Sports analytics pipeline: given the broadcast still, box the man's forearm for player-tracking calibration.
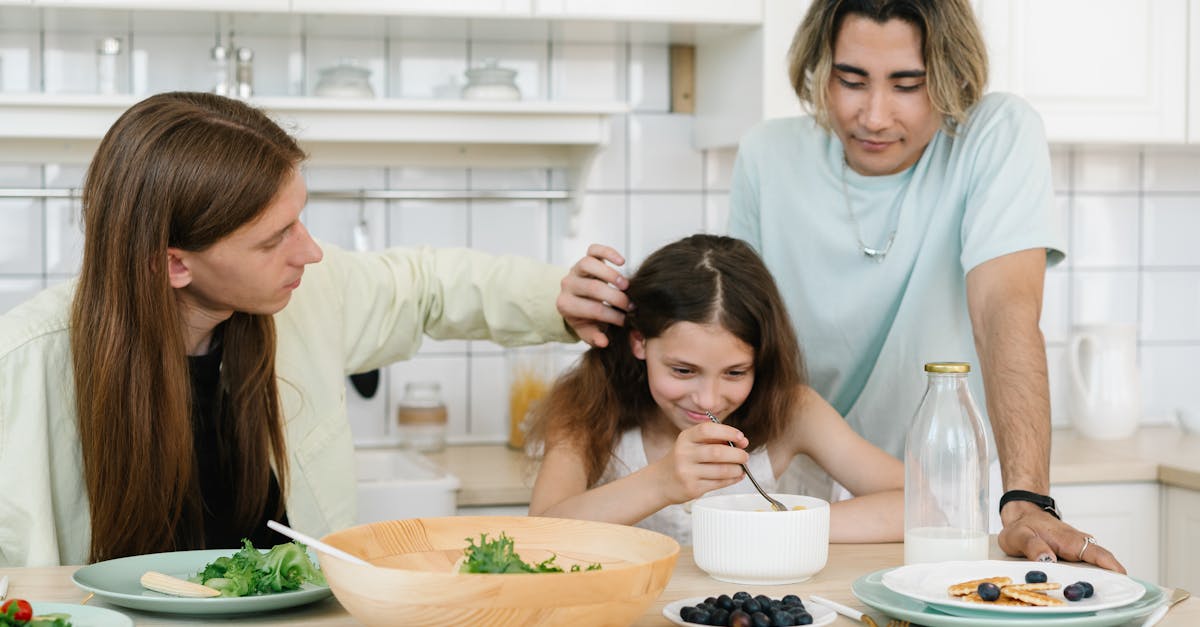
[975,307,1052,495]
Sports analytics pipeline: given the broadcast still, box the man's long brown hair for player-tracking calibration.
[71,92,305,562]
[527,235,807,486]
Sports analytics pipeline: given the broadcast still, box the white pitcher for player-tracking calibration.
[1066,324,1141,439]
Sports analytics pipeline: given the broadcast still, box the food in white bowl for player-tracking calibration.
[692,493,830,585]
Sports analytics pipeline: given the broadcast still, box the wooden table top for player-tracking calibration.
[1,542,1193,625]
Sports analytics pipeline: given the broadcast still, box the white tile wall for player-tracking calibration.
[2,11,1200,444]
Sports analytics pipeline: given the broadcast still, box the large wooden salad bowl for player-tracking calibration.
[320,516,680,626]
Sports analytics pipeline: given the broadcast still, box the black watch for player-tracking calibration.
[999,489,1061,520]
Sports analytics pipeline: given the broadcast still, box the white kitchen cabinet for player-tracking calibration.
[533,0,760,24]
[1163,486,1200,593]
[1050,482,1159,582]
[978,0,1188,143]
[33,0,288,10]
[289,0,529,17]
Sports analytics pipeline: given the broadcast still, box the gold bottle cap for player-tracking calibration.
[924,362,971,373]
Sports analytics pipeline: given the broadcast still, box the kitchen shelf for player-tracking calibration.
[0,94,626,234]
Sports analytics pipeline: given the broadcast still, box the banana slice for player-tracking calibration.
[140,571,221,598]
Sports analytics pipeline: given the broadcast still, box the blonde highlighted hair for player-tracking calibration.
[788,0,988,132]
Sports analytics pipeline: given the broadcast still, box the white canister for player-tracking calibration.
[1066,324,1141,439]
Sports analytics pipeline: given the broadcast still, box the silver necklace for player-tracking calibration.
[841,160,897,263]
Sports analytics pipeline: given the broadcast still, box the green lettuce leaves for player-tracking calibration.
[459,532,601,574]
[189,539,326,597]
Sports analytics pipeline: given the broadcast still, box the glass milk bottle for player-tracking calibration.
[904,362,989,564]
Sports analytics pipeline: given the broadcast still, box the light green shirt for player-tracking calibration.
[0,243,573,566]
[729,93,1065,459]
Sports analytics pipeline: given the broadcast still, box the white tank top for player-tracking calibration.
[595,427,778,545]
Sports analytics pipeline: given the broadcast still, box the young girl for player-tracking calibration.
[527,234,903,544]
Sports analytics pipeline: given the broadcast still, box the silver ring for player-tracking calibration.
[1077,536,1097,560]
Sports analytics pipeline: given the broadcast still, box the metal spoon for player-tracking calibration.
[706,411,786,512]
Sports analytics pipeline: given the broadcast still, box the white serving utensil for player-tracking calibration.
[810,595,880,626]
[267,520,371,566]
[0,574,8,601]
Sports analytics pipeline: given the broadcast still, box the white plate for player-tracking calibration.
[881,560,1145,616]
[663,594,836,626]
[28,601,133,627]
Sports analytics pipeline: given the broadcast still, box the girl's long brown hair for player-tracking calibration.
[71,92,305,562]
[527,234,807,487]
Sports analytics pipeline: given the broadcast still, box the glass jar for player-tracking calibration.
[904,362,989,564]
[396,381,447,452]
[506,346,554,451]
[461,58,521,101]
[314,62,375,99]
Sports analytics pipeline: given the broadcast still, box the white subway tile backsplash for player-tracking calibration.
[391,39,467,99]
[1140,345,1200,427]
[628,43,669,112]
[704,192,730,235]
[470,200,549,260]
[1046,344,1070,428]
[1144,149,1200,192]
[628,193,703,267]
[1041,270,1070,343]
[389,201,469,248]
[1071,270,1139,327]
[133,33,213,95]
[1072,149,1140,192]
[1143,195,1200,267]
[43,199,83,275]
[305,201,388,253]
[1140,271,1200,342]
[0,163,39,187]
[0,199,42,274]
[44,31,130,95]
[345,369,389,440]
[549,194,627,268]
[1048,148,1070,192]
[468,353,508,439]
[43,164,86,189]
[704,148,737,192]
[0,31,40,93]
[549,42,624,102]
[1071,195,1139,268]
[628,113,703,191]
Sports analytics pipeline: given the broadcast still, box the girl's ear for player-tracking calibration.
[166,248,192,289]
[629,330,647,360]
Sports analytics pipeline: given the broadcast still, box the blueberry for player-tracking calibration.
[769,599,783,611]
[682,606,710,624]
[977,582,1001,601]
[793,610,814,625]
[782,594,804,607]
[729,609,752,627]
[1063,583,1085,602]
[1077,581,1095,598]
[708,608,729,626]
[680,606,699,622]
[750,612,772,627]
[770,609,797,626]
[717,594,735,611]
[1025,570,1048,584]
[704,596,718,606]
[742,599,762,614]
[733,591,753,601]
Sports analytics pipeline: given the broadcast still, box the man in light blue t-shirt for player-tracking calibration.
[564,0,1124,573]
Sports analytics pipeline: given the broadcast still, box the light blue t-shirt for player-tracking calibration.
[728,92,1065,459]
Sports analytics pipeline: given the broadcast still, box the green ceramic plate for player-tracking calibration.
[71,549,331,616]
[28,601,133,627]
[852,568,1164,627]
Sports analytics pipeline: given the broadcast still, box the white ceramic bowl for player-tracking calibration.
[692,493,829,585]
